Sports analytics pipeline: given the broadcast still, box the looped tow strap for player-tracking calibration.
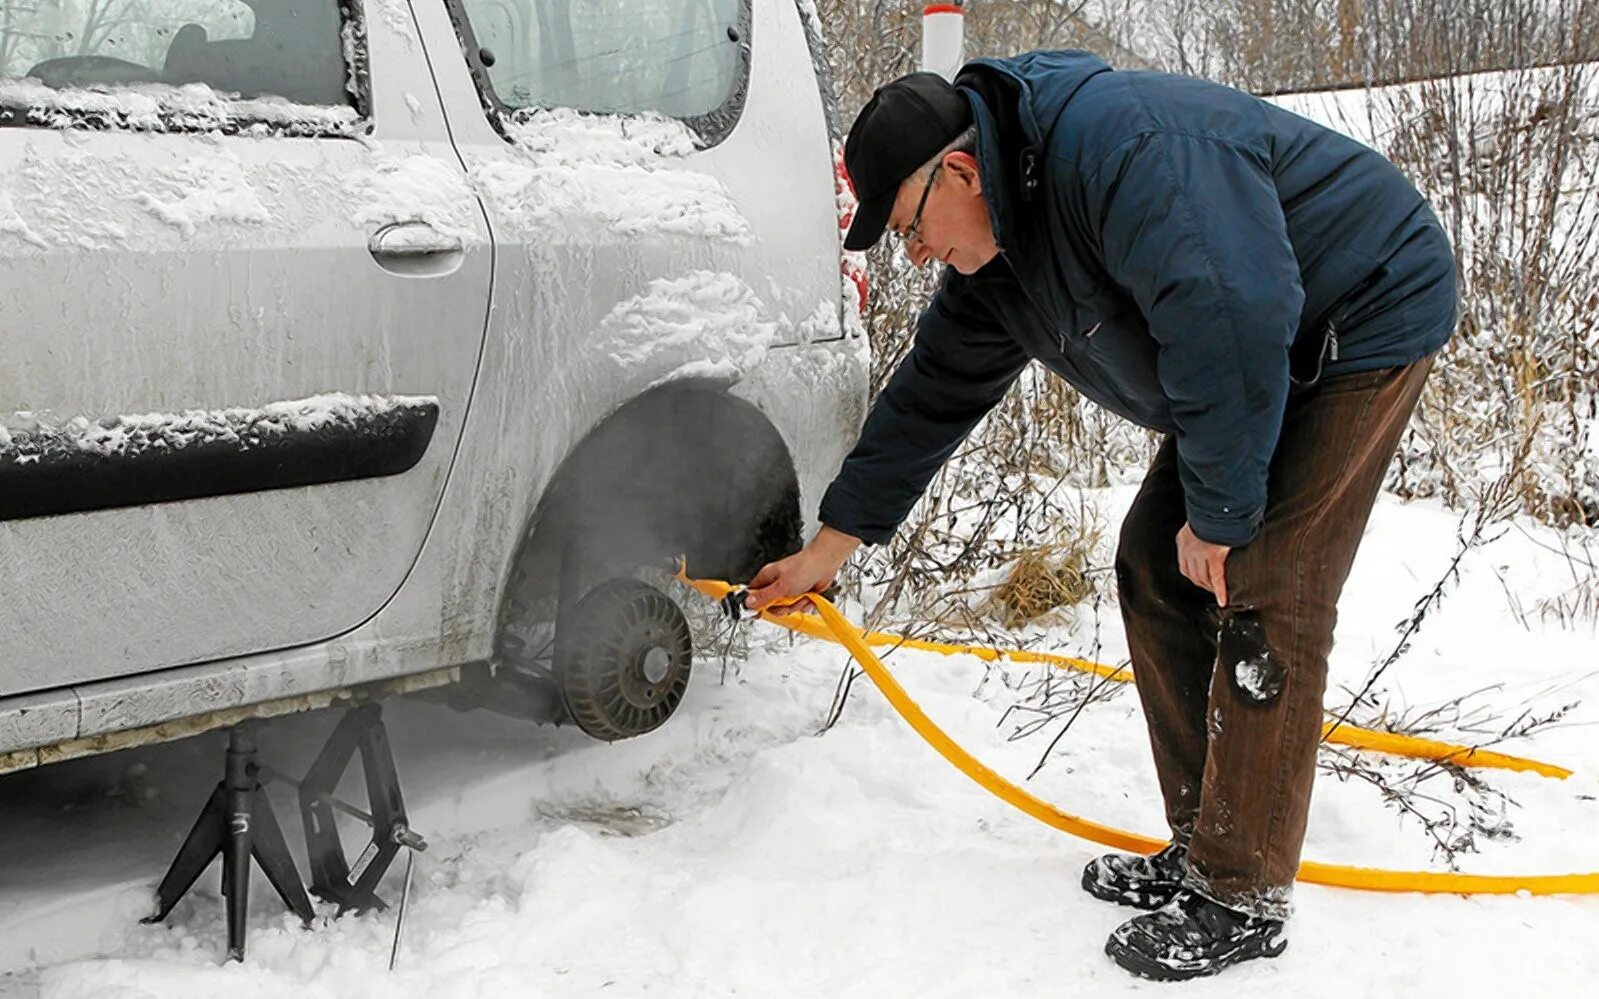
[678,569,1599,897]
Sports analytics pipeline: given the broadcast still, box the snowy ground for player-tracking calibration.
[3,490,1597,997]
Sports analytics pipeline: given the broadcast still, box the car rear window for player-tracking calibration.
[0,0,365,131]
[454,0,749,127]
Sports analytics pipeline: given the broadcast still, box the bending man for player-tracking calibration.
[747,51,1456,981]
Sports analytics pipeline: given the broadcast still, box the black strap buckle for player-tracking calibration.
[719,589,749,621]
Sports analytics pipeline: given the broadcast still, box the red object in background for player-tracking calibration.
[834,142,869,315]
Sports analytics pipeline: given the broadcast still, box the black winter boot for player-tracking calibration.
[1104,888,1287,981]
[1080,844,1188,910]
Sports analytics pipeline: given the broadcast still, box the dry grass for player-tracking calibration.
[988,530,1102,628]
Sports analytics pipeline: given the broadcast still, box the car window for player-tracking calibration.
[0,0,359,116]
[456,0,747,122]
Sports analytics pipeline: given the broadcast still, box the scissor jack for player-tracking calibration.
[144,703,426,963]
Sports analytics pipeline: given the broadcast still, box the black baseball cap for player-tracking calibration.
[842,72,973,251]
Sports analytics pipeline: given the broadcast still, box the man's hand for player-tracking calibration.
[746,526,862,611]
[1176,522,1231,607]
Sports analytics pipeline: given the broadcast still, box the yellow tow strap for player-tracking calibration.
[678,570,1599,896]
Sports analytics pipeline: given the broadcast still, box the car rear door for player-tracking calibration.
[400,0,846,529]
[0,0,491,694]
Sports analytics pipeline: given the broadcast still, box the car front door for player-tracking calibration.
[0,0,492,694]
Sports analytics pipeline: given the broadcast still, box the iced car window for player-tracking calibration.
[0,0,351,107]
[460,0,743,120]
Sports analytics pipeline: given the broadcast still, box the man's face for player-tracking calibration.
[885,152,1000,275]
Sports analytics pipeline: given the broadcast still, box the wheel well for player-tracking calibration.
[504,382,803,614]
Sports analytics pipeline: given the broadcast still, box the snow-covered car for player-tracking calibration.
[0,0,867,768]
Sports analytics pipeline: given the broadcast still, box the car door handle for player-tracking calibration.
[368,221,465,270]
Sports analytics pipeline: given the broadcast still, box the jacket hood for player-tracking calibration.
[954,51,1113,249]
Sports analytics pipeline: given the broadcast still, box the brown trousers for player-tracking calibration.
[1115,357,1433,919]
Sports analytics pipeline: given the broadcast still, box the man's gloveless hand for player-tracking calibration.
[746,526,862,611]
[1177,521,1231,607]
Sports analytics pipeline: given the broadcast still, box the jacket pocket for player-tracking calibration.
[1290,255,1389,392]
[1075,311,1171,428]
[1288,324,1335,393]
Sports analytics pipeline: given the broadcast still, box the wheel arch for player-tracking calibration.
[499,379,804,631]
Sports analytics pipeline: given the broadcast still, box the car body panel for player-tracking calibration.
[0,0,868,769]
[0,0,492,695]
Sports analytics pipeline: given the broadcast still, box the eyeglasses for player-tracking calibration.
[892,164,940,245]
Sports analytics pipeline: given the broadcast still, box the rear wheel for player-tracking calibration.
[555,579,694,742]
[480,386,802,734]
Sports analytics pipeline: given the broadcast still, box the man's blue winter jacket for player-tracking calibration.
[819,51,1457,547]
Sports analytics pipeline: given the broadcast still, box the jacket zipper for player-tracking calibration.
[1000,250,1068,353]
[1327,319,1340,362]
[1060,322,1100,351]
[1000,250,1101,356]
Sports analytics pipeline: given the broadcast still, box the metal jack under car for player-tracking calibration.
[144,704,428,963]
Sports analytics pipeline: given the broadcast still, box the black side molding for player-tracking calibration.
[0,395,439,521]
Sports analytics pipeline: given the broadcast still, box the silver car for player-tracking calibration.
[0,0,868,769]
